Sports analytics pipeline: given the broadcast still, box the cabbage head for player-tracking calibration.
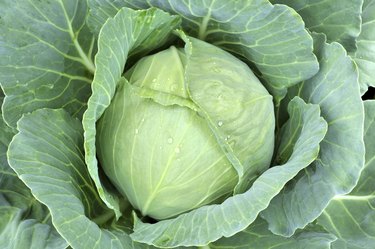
[97,40,275,219]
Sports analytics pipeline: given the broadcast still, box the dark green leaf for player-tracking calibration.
[210,218,336,249]
[271,0,362,52]
[317,100,375,249]
[0,0,95,128]
[262,33,365,236]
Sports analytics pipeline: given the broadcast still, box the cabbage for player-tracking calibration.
[97,42,274,219]
[1,0,374,248]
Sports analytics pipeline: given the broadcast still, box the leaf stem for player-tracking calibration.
[41,213,51,224]
[198,2,214,40]
[92,211,115,226]
[73,38,96,74]
[60,0,95,74]
[88,37,96,62]
[334,195,375,201]
[198,14,211,40]
[198,246,211,249]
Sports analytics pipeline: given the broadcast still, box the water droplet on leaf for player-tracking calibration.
[212,67,221,73]
[170,84,177,91]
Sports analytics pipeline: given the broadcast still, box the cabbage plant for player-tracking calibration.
[0,0,375,249]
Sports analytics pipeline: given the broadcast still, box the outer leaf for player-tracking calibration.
[130,97,327,248]
[271,0,362,52]
[0,99,67,249]
[88,0,319,100]
[317,100,375,249]
[0,207,19,248]
[0,113,15,177]
[87,1,148,35]
[7,109,137,249]
[1,102,67,249]
[262,33,365,236]
[1,113,48,224]
[0,120,42,219]
[0,207,66,249]
[272,88,326,167]
[352,0,375,93]
[83,7,180,217]
[0,0,95,128]
[209,218,336,249]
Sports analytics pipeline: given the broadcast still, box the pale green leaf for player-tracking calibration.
[97,76,239,220]
[182,35,275,193]
[0,0,95,128]
[317,100,375,249]
[185,34,275,193]
[262,33,365,236]
[130,97,327,247]
[82,7,180,218]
